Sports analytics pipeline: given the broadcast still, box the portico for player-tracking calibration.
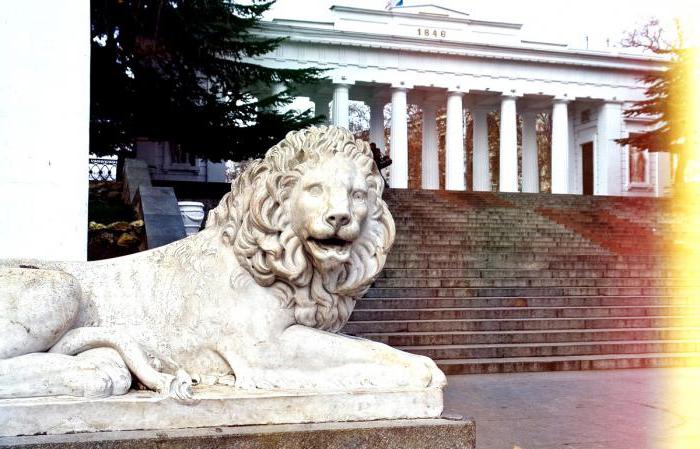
[252,3,670,196]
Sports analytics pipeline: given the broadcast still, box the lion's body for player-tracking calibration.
[0,126,445,401]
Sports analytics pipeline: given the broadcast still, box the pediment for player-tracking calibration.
[389,4,470,19]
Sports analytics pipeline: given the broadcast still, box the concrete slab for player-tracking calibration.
[134,186,186,249]
[444,367,700,449]
[122,159,152,204]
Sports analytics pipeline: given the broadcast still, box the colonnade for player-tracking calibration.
[312,83,581,194]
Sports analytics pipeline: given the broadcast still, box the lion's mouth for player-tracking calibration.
[307,236,353,256]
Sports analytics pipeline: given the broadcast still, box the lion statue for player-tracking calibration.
[0,126,445,402]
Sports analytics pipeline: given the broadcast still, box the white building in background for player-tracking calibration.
[138,2,671,196]
[134,140,227,183]
[248,3,672,196]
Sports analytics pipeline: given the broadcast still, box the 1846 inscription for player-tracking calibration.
[417,28,446,38]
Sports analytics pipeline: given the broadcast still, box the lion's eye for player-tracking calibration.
[307,184,323,196]
[352,190,367,202]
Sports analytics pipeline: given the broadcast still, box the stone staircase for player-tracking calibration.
[343,189,700,374]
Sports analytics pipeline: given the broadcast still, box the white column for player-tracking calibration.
[270,82,286,97]
[389,87,408,188]
[311,96,330,124]
[472,108,490,191]
[369,100,385,149]
[568,107,579,193]
[521,112,539,193]
[268,82,292,114]
[421,103,439,189]
[331,84,350,129]
[499,95,518,192]
[445,91,465,190]
[551,99,570,194]
[0,1,89,261]
[597,102,624,196]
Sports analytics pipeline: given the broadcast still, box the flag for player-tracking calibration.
[385,0,403,9]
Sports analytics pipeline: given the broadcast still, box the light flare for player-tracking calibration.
[668,44,700,448]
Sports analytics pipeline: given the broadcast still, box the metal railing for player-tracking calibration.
[89,158,118,181]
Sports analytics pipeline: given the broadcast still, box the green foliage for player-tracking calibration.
[91,0,324,160]
[616,19,695,182]
[617,48,694,153]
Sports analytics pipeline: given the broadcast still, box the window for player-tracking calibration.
[627,133,651,190]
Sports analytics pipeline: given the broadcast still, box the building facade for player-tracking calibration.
[251,3,671,196]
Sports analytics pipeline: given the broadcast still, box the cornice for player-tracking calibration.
[329,5,523,30]
[255,22,667,73]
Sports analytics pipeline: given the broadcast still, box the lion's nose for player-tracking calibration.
[326,212,350,229]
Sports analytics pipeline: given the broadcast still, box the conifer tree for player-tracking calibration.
[616,19,696,184]
[90,0,323,160]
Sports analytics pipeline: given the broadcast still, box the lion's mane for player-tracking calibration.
[206,126,395,332]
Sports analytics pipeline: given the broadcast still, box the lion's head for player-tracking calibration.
[206,126,395,332]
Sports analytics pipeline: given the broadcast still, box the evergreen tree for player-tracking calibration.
[616,19,696,184]
[91,0,323,161]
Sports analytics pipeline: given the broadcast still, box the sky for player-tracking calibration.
[265,0,699,50]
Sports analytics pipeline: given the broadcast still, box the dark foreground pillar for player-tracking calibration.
[0,418,475,449]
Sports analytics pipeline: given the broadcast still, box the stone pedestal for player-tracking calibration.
[0,386,443,437]
[0,417,475,449]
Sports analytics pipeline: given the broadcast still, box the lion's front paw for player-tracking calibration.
[159,370,197,404]
[371,353,446,390]
[420,355,447,388]
[408,354,447,389]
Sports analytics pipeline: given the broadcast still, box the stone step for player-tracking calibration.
[384,260,667,270]
[365,286,688,298]
[394,225,597,231]
[342,316,699,333]
[350,305,700,321]
[374,189,696,373]
[393,234,602,240]
[379,268,686,279]
[391,224,595,229]
[391,239,601,245]
[391,237,599,244]
[390,236,610,242]
[398,339,700,359]
[358,327,700,346]
[392,216,657,222]
[435,352,700,374]
[390,241,598,247]
[386,254,664,262]
[390,245,607,253]
[371,277,689,289]
[355,295,690,309]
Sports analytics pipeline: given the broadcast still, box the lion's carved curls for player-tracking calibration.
[206,126,395,332]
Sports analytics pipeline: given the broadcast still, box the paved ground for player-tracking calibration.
[443,367,700,449]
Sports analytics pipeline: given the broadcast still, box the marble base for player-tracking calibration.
[0,386,443,437]
[0,417,475,449]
